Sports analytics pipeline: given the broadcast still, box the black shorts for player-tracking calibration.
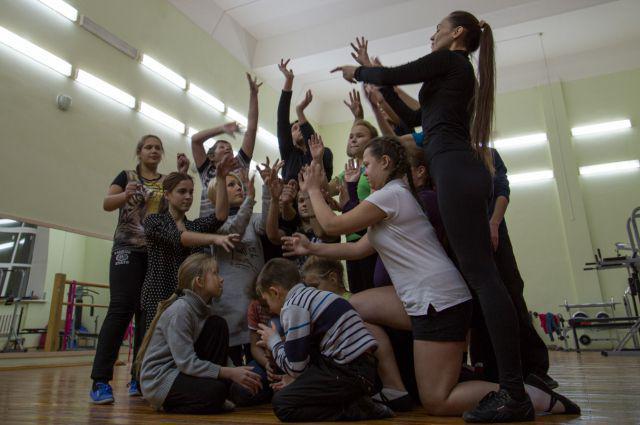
[410,300,473,342]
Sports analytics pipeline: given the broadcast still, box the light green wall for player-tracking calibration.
[0,0,277,239]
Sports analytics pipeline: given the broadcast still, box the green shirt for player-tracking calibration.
[338,169,371,242]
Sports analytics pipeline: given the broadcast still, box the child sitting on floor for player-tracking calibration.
[136,253,262,414]
[256,258,393,422]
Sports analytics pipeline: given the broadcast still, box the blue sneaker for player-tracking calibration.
[128,379,142,397]
[90,382,114,404]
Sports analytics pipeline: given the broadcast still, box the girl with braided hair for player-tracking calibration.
[282,136,580,420]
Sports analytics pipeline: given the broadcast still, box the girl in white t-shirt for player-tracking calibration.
[282,136,579,418]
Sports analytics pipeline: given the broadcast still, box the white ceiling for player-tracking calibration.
[169,0,640,124]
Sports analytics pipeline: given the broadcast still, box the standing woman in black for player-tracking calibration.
[333,11,533,422]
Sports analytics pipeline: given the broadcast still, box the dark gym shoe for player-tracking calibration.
[525,374,580,415]
[342,396,395,421]
[463,389,535,423]
[372,390,414,412]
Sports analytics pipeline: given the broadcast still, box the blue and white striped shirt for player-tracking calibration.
[268,284,377,377]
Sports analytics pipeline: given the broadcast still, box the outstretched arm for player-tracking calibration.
[241,73,262,159]
[191,122,240,169]
[282,232,376,261]
[300,153,385,236]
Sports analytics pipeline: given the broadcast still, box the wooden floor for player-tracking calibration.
[0,351,638,424]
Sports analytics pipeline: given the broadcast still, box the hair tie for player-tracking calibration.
[479,20,486,29]
[175,288,184,297]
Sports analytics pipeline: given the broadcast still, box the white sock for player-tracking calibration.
[372,387,408,402]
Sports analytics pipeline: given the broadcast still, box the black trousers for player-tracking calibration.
[272,353,378,422]
[470,224,550,381]
[346,250,378,294]
[430,150,525,398]
[163,316,230,414]
[91,249,146,381]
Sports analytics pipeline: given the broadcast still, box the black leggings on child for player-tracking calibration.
[430,150,525,399]
[91,249,146,382]
[272,352,378,422]
[162,316,230,414]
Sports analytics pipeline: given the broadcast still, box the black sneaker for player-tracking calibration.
[342,396,395,421]
[463,389,535,423]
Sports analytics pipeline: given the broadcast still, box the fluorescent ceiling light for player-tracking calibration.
[187,127,200,138]
[492,133,547,150]
[579,160,640,176]
[140,102,185,134]
[189,83,225,113]
[76,69,135,108]
[258,127,278,147]
[0,26,72,76]
[571,119,631,137]
[0,219,18,226]
[0,241,14,251]
[510,170,554,185]
[37,0,78,22]
[141,54,186,89]
[226,107,248,127]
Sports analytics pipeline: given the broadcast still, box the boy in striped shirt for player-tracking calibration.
[256,258,393,422]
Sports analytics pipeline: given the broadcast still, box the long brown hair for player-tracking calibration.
[159,172,193,213]
[133,253,218,378]
[448,11,495,173]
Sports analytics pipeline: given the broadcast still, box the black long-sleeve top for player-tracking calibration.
[489,148,510,231]
[277,90,333,182]
[354,50,475,162]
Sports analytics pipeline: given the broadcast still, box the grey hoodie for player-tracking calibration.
[140,289,228,410]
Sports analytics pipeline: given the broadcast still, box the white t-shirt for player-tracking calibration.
[365,179,471,316]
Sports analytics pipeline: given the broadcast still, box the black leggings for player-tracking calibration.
[163,316,230,414]
[91,249,146,381]
[346,251,378,294]
[470,224,550,381]
[430,150,525,398]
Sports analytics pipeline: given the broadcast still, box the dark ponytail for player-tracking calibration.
[365,136,424,211]
[448,11,495,173]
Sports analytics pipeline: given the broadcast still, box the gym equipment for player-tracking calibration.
[561,299,622,352]
[582,206,640,356]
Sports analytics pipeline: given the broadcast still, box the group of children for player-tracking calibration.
[88,9,582,423]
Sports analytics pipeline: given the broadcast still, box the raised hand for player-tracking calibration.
[255,156,273,182]
[216,153,238,178]
[364,84,384,106]
[278,58,294,80]
[279,180,298,206]
[210,233,241,252]
[308,133,325,163]
[220,366,262,395]
[322,189,341,211]
[344,89,363,119]
[350,36,372,66]
[372,56,383,67]
[281,232,312,257]
[344,158,362,183]
[302,161,325,191]
[297,89,313,111]
[330,66,357,84]
[246,72,263,94]
[177,153,190,173]
[222,121,241,136]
